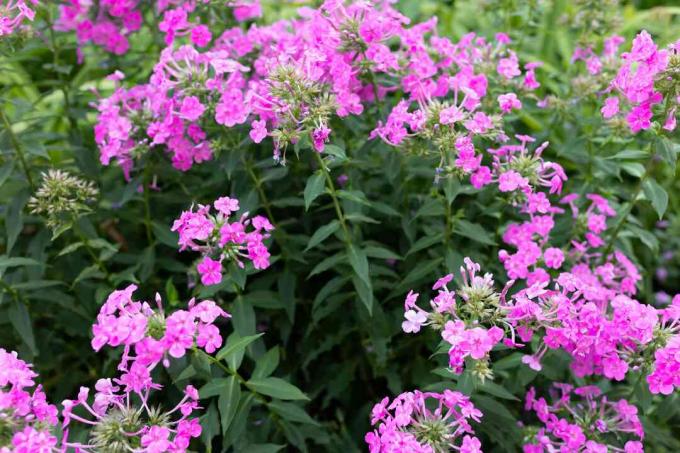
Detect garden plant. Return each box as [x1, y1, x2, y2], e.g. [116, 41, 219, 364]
[1, 0, 680, 451]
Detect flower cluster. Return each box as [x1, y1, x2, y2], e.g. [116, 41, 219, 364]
[572, 35, 625, 77]
[94, 69, 217, 178]
[0, 349, 59, 452]
[159, 0, 262, 46]
[56, 0, 143, 58]
[61, 376, 201, 452]
[91, 284, 229, 371]
[602, 30, 679, 133]
[647, 295, 680, 394]
[523, 384, 643, 452]
[365, 390, 483, 453]
[402, 258, 515, 379]
[171, 195, 273, 286]
[0, 0, 37, 37]
[368, 29, 542, 181]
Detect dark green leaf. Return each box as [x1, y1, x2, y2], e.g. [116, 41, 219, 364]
[304, 171, 326, 210]
[247, 377, 309, 400]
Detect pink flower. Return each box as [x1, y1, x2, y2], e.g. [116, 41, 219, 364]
[404, 290, 419, 310]
[440, 106, 464, 124]
[464, 112, 493, 134]
[197, 257, 222, 286]
[249, 120, 268, 143]
[312, 125, 331, 152]
[233, 0, 262, 22]
[497, 52, 521, 79]
[460, 436, 482, 453]
[214, 196, 240, 216]
[179, 96, 206, 122]
[433, 274, 453, 290]
[543, 247, 564, 269]
[141, 426, 172, 452]
[498, 93, 522, 113]
[190, 25, 212, 47]
[601, 96, 620, 119]
[402, 310, 427, 333]
[498, 170, 528, 192]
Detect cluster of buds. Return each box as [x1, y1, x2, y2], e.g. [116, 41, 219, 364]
[523, 384, 643, 452]
[365, 390, 483, 453]
[28, 169, 99, 233]
[402, 257, 514, 380]
[171, 195, 273, 286]
[0, 348, 59, 452]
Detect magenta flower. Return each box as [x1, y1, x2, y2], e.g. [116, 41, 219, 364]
[249, 120, 268, 144]
[173, 195, 274, 284]
[179, 96, 206, 122]
[366, 390, 482, 453]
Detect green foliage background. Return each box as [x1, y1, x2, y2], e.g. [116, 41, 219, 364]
[1, 0, 680, 451]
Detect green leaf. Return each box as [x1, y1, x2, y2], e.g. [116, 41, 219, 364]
[247, 377, 309, 400]
[243, 445, 285, 453]
[219, 376, 242, 435]
[324, 144, 347, 161]
[200, 402, 220, 450]
[307, 251, 346, 278]
[606, 149, 649, 160]
[74, 265, 105, 285]
[347, 244, 370, 286]
[352, 274, 373, 315]
[8, 300, 37, 355]
[268, 401, 319, 426]
[199, 378, 232, 399]
[656, 138, 676, 171]
[0, 256, 42, 270]
[253, 347, 280, 379]
[454, 220, 496, 245]
[336, 189, 371, 206]
[216, 333, 264, 367]
[6, 193, 28, 254]
[643, 178, 669, 219]
[364, 245, 402, 261]
[479, 380, 519, 401]
[12, 280, 62, 291]
[303, 171, 326, 210]
[304, 220, 340, 252]
[620, 162, 646, 178]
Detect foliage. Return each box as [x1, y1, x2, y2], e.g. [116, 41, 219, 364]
[1, 0, 679, 451]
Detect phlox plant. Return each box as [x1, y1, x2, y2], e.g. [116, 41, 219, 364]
[0, 0, 680, 452]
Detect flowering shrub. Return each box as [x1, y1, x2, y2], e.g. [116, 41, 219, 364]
[1, 0, 680, 451]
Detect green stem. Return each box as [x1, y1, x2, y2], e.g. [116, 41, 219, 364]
[0, 110, 34, 190]
[142, 166, 155, 246]
[312, 151, 351, 243]
[43, 6, 80, 137]
[361, 51, 384, 120]
[602, 152, 655, 258]
[242, 157, 277, 228]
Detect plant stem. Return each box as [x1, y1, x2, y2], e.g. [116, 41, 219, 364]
[312, 151, 351, 243]
[602, 152, 655, 258]
[242, 157, 277, 228]
[142, 166, 155, 246]
[0, 110, 35, 190]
